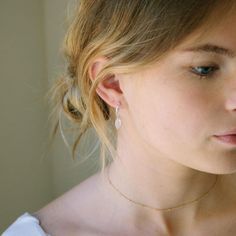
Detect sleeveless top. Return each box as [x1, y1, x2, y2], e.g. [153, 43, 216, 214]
[2, 212, 51, 236]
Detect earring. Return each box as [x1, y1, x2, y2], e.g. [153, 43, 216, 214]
[115, 102, 122, 130]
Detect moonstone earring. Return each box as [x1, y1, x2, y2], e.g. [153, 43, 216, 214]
[115, 102, 122, 130]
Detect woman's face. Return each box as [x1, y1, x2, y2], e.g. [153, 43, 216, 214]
[119, 12, 236, 174]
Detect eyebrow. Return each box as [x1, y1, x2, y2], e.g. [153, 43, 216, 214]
[181, 43, 235, 58]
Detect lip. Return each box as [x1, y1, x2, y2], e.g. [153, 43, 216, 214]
[215, 129, 236, 136]
[213, 135, 236, 145]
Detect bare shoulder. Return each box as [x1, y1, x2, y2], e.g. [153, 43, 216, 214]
[34, 171, 114, 236]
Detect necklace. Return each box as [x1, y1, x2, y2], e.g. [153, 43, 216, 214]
[106, 167, 219, 212]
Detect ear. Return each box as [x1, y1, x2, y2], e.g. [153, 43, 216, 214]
[89, 57, 123, 108]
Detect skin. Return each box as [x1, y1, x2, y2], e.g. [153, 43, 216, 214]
[93, 10, 236, 234]
[35, 9, 236, 236]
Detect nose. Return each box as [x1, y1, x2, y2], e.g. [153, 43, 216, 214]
[225, 79, 236, 112]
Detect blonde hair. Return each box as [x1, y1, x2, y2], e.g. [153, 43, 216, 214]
[45, 0, 235, 176]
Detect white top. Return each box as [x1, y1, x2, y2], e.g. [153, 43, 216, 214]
[2, 212, 51, 236]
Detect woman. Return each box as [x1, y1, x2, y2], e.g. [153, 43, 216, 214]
[3, 0, 236, 235]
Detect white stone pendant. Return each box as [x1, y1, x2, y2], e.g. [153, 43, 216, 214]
[115, 118, 122, 129]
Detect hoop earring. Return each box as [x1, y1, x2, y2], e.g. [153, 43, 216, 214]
[115, 102, 122, 130]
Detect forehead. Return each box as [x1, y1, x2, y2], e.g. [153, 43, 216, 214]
[126, 7, 236, 76]
[175, 10, 236, 52]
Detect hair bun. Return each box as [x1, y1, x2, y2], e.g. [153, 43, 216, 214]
[67, 64, 76, 78]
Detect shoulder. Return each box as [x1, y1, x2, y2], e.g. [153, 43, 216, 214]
[33, 171, 115, 235]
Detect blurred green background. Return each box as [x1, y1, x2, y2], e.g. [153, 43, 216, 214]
[0, 0, 99, 233]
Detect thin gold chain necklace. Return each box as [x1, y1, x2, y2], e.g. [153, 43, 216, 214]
[106, 167, 219, 212]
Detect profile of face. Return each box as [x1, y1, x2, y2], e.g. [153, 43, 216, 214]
[95, 11, 236, 176]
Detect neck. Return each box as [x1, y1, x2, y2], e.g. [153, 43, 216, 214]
[104, 128, 224, 232]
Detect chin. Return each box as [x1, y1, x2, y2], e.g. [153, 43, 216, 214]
[186, 159, 236, 175]
[197, 166, 236, 175]
[191, 151, 236, 175]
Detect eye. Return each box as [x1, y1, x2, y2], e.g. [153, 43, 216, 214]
[190, 65, 219, 79]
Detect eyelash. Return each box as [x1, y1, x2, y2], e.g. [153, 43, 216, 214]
[190, 65, 219, 80]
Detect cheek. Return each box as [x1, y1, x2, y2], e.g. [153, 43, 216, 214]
[135, 79, 212, 152]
